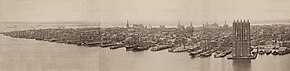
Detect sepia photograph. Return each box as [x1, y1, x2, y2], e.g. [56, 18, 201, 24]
[0, 0, 290, 71]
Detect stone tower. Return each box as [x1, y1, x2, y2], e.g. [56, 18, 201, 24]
[232, 19, 251, 58]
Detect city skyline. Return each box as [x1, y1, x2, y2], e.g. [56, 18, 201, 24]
[1, 0, 290, 71]
[1, 19, 290, 27]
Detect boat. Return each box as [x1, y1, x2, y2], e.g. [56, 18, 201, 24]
[65, 40, 77, 44]
[200, 51, 212, 58]
[100, 43, 114, 48]
[215, 50, 231, 58]
[265, 49, 272, 55]
[35, 38, 44, 40]
[214, 51, 221, 58]
[151, 45, 173, 51]
[203, 52, 212, 57]
[125, 45, 138, 51]
[172, 47, 188, 52]
[258, 49, 265, 55]
[189, 49, 203, 57]
[110, 44, 126, 49]
[132, 41, 155, 51]
[187, 47, 201, 52]
[75, 42, 85, 46]
[168, 46, 188, 53]
[278, 50, 290, 55]
[272, 50, 279, 55]
[251, 49, 258, 54]
[85, 42, 102, 47]
[214, 53, 221, 58]
[168, 47, 176, 52]
[200, 52, 208, 58]
[278, 47, 290, 55]
[132, 46, 150, 51]
[214, 51, 230, 58]
[225, 50, 232, 55]
[49, 39, 57, 42]
[219, 53, 227, 57]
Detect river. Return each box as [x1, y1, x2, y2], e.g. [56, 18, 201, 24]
[0, 23, 290, 71]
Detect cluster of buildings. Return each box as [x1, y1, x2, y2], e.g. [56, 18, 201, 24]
[2, 20, 290, 58]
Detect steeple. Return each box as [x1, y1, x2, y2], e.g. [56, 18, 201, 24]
[126, 19, 129, 28]
[190, 22, 193, 27]
[223, 20, 227, 25]
[233, 19, 236, 23]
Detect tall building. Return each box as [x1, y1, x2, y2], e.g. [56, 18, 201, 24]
[190, 22, 193, 27]
[223, 20, 229, 29]
[126, 19, 130, 28]
[232, 19, 251, 58]
[177, 21, 185, 30]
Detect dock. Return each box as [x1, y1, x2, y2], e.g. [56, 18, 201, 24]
[227, 53, 257, 59]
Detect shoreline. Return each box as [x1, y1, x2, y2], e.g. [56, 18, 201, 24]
[2, 26, 290, 59]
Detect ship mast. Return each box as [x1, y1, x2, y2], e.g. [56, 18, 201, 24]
[99, 22, 103, 45]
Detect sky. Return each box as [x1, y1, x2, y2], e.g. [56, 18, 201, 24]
[1, 0, 290, 26]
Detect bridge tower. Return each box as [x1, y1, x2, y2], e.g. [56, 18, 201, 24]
[232, 19, 251, 58]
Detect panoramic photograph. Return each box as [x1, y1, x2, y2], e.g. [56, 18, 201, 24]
[1, 0, 290, 71]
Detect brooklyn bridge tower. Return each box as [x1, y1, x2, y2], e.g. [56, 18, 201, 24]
[232, 19, 251, 58]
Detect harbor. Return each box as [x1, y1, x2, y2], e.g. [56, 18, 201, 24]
[2, 0, 290, 71]
[1, 22, 290, 59]
[1, 33, 290, 71]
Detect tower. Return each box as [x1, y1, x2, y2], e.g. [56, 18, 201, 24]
[190, 22, 193, 32]
[126, 19, 130, 28]
[177, 21, 185, 30]
[224, 20, 229, 29]
[232, 19, 251, 58]
[190, 22, 193, 27]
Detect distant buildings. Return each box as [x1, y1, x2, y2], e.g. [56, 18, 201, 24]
[186, 22, 194, 29]
[132, 24, 145, 28]
[223, 21, 229, 29]
[160, 25, 166, 29]
[126, 20, 145, 28]
[177, 21, 185, 30]
[203, 22, 220, 29]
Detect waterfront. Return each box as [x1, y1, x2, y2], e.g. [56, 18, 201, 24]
[1, 34, 290, 71]
[1, 23, 290, 71]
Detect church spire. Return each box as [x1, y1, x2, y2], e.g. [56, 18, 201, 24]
[190, 22, 193, 27]
[126, 19, 129, 28]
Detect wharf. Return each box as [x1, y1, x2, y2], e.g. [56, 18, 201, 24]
[227, 53, 257, 59]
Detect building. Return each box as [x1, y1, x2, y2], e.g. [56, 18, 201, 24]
[204, 22, 220, 29]
[223, 21, 229, 29]
[177, 21, 185, 30]
[232, 19, 251, 58]
[132, 24, 145, 28]
[160, 25, 166, 28]
[186, 22, 194, 30]
[126, 19, 130, 28]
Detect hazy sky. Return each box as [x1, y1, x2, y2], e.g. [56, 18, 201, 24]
[1, 0, 290, 25]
